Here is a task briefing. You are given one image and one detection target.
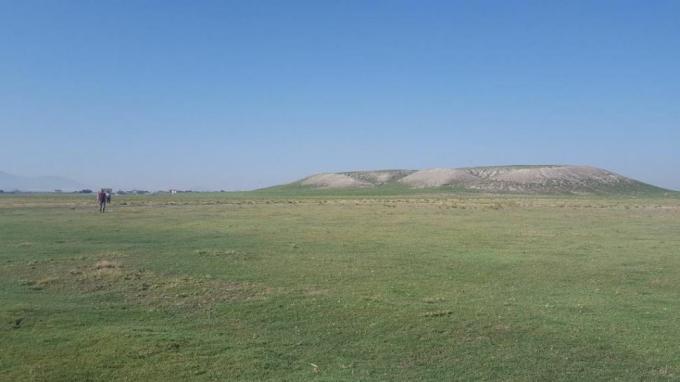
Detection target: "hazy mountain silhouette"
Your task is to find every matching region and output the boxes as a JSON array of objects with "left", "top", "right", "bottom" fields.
[{"left": 0, "top": 171, "right": 84, "bottom": 192}]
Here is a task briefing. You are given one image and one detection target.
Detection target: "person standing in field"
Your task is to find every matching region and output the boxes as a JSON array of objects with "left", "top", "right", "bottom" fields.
[{"left": 97, "top": 189, "right": 107, "bottom": 213}]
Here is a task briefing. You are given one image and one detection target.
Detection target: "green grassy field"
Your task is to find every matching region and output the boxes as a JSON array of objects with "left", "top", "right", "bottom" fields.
[{"left": 2, "top": 192, "right": 680, "bottom": 381}]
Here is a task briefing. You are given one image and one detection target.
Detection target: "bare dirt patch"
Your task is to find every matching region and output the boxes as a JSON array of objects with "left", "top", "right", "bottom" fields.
[{"left": 400, "top": 168, "right": 479, "bottom": 188}]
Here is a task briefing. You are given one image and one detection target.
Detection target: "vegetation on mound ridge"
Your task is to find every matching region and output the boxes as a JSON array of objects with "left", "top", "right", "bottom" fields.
[{"left": 266, "top": 165, "right": 671, "bottom": 195}]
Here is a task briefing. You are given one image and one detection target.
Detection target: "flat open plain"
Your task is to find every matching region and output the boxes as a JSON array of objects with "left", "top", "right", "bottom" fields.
[{"left": 1, "top": 192, "right": 680, "bottom": 381}]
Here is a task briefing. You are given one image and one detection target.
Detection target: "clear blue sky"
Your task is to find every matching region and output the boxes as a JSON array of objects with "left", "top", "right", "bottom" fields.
[{"left": 1, "top": 1, "right": 678, "bottom": 190}]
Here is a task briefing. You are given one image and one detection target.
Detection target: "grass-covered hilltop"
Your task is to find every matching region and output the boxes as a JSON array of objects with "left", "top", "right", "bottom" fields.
[{"left": 264, "top": 165, "right": 670, "bottom": 195}]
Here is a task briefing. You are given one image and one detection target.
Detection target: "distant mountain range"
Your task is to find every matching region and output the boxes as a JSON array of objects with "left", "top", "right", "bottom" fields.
[
  {"left": 271, "top": 165, "right": 671, "bottom": 195},
  {"left": 0, "top": 171, "right": 84, "bottom": 192}
]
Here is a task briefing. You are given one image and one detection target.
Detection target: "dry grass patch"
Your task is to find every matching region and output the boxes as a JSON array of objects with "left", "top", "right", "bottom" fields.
[
  {"left": 24, "top": 259, "right": 266, "bottom": 312},
  {"left": 133, "top": 274, "right": 262, "bottom": 311},
  {"left": 422, "top": 310, "right": 453, "bottom": 318},
  {"left": 302, "top": 287, "right": 329, "bottom": 297},
  {"left": 94, "top": 259, "right": 122, "bottom": 273},
  {"left": 193, "top": 249, "right": 246, "bottom": 257}
]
